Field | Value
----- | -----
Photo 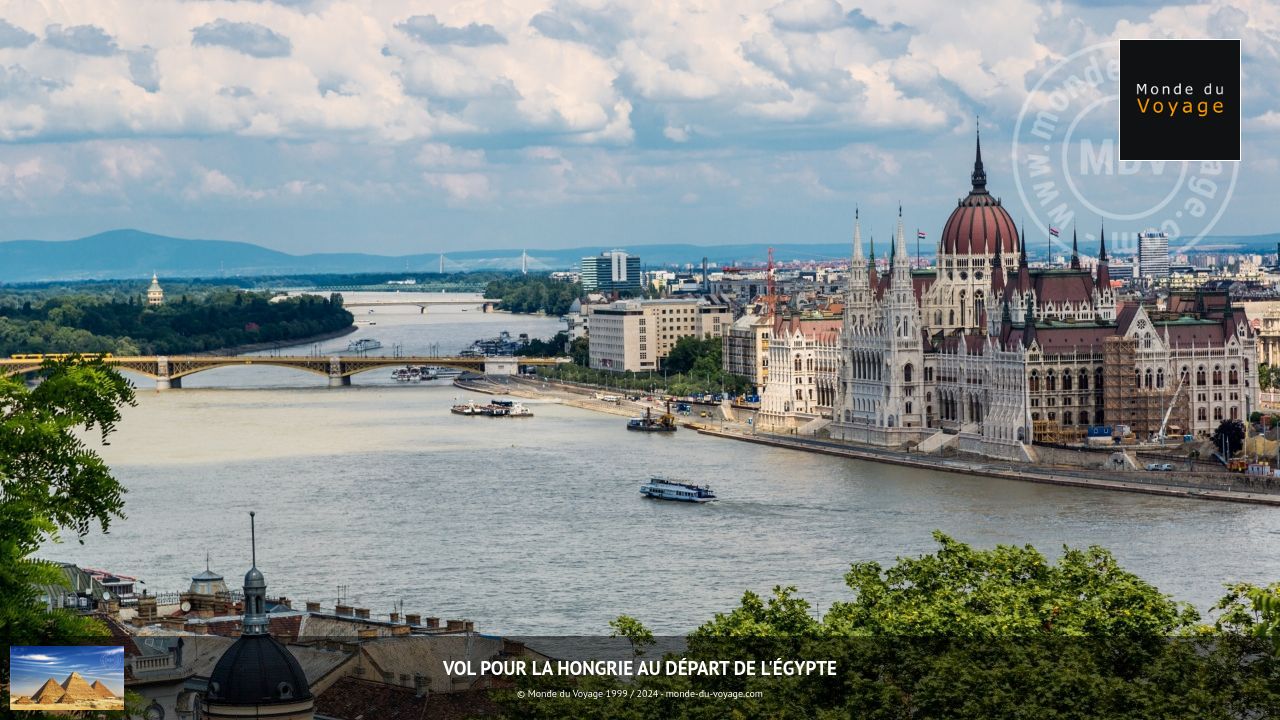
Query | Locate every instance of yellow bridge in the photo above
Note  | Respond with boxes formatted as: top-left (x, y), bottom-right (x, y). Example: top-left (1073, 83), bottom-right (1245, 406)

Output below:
top-left (0, 355), bottom-right (564, 389)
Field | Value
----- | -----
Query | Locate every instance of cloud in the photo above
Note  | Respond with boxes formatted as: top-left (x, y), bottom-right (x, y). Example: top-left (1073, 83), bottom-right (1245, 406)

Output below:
top-left (0, 19), bottom-right (36, 48)
top-left (422, 171), bottom-right (493, 204)
top-left (395, 15), bottom-right (506, 46)
top-left (129, 47), bottom-right (160, 92)
top-left (44, 24), bottom-right (117, 56)
top-left (192, 19), bottom-right (292, 58)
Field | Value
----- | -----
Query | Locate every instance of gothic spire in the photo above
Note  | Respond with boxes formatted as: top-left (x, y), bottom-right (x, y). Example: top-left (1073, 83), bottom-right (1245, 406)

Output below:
top-left (1070, 225), bottom-right (1081, 269)
top-left (991, 233), bottom-right (1005, 292)
top-left (852, 207), bottom-right (863, 262)
top-left (971, 117), bottom-right (987, 193)
top-left (1098, 220), bottom-right (1108, 261)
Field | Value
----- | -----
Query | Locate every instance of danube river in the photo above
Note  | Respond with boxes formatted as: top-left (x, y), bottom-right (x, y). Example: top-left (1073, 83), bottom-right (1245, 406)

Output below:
top-left (49, 295), bottom-right (1280, 634)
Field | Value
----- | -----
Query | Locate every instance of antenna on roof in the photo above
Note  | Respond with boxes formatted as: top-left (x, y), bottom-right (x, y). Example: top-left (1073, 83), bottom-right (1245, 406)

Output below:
top-left (249, 511), bottom-right (257, 568)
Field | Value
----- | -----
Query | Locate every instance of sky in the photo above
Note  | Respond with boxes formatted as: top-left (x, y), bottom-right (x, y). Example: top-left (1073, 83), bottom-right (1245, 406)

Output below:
top-left (8, 645), bottom-right (124, 697)
top-left (0, 0), bottom-right (1277, 256)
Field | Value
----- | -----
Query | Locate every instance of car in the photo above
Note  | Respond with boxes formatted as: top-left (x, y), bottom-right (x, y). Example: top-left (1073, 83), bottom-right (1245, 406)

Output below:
top-left (1145, 463), bottom-right (1162, 471)
top-left (1159, 463), bottom-right (1174, 471)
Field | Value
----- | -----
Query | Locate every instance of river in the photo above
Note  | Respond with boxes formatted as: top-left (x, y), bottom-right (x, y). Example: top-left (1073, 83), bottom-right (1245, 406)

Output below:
top-left (45, 293), bottom-right (1280, 634)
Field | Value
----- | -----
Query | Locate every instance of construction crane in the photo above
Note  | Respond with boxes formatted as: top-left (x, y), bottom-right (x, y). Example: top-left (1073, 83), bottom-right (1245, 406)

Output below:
top-left (1154, 372), bottom-right (1187, 443)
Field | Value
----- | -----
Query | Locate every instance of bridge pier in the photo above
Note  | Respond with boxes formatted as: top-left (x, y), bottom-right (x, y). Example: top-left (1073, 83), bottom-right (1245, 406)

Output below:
top-left (156, 376), bottom-right (182, 390)
top-left (329, 375), bottom-right (352, 387)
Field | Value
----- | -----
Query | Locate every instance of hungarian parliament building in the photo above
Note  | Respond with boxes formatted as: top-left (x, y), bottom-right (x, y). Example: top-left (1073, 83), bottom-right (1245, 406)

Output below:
top-left (757, 133), bottom-right (1258, 460)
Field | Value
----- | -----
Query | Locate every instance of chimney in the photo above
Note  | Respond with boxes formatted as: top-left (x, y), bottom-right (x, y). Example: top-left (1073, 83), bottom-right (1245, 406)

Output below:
top-left (305, 601), bottom-right (321, 613)
top-left (355, 608), bottom-right (371, 619)
top-left (425, 617), bottom-right (440, 629)
top-left (335, 604), bottom-right (353, 617)
top-left (464, 621), bottom-right (475, 632)
top-left (389, 612), bottom-right (400, 623)
top-left (446, 619), bottom-right (465, 632)
top-left (405, 613), bottom-right (421, 626)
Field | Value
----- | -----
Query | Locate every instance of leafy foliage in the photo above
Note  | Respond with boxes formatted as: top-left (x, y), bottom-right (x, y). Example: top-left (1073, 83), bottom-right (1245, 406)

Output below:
top-left (514, 332), bottom-right (570, 357)
top-left (485, 275), bottom-right (582, 316)
top-left (1212, 419), bottom-right (1246, 457)
top-left (0, 358), bottom-right (136, 649)
top-left (0, 289), bottom-right (352, 355)
top-left (499, 534), bottom-right (1279, 719)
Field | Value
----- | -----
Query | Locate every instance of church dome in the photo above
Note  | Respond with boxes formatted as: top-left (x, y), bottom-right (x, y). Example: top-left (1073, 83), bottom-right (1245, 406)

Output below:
top-left (207, 634), bottom-right (311, 705)
top-left (940, 130), bottom-right (1019, 257)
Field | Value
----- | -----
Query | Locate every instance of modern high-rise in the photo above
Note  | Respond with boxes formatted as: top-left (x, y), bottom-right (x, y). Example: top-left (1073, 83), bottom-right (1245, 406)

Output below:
top-left (581, 250), bottom-right (642, 296)
top-left (1137, 231), bottom-right (1170, 278)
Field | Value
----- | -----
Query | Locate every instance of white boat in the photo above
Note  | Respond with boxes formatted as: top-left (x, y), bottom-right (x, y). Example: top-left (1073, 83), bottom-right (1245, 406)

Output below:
top-left (640, 477), bottom-right (716, 503)
top-left (347, 338), bottom-right (383, 352)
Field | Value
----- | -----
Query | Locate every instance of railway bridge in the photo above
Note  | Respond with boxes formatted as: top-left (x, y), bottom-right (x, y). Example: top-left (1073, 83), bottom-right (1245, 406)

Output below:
top-left (0, 355), bottom-right (562, 389)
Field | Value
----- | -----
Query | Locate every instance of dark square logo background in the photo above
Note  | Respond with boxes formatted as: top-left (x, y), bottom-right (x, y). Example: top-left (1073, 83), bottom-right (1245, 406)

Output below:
top-left (1120, 39), bottom-right (1240, 161)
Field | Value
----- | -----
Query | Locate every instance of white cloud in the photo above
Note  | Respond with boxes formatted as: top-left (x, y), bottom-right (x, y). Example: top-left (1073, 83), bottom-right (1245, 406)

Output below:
top-left (422, 171), bottom-right (493, 204)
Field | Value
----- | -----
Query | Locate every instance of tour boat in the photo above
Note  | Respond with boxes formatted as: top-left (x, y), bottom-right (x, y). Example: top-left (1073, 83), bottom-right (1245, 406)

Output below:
top-left (640, 477), bottom-right (716, 503)
top-left (347, 338), bottom-right (383, 352)
top-left (486, 400), bottom-right (533, 417)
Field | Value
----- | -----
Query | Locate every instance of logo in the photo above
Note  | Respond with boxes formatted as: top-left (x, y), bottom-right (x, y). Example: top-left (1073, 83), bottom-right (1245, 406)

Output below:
top-left (1012, 41), bottom-right (1238, 258)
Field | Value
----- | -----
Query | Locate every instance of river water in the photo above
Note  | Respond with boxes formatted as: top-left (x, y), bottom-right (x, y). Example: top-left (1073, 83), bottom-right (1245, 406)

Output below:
top-left (45, 293), bottom-right (1280, 634)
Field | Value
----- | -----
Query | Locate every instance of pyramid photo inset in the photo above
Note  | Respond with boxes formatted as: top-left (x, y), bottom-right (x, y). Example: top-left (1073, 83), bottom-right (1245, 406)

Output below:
top-left (30, 678), bottom-right (65, 704)
top-left (90, 680), bottom-right (116, 699)
top-left (58, 671), bottom-right (101, 702)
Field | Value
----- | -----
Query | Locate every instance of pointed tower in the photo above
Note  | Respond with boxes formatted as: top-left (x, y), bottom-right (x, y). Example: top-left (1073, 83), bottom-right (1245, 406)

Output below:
top-left (242, 511), bottom-right (268, 636)
top-left (1070, 225), bottom-right (1081, 270)
top-left (848, 209), bottom-right (871, 316)
top-left (971, 119), bottom-right (987, 195)
top-left (986, 234), bottom-right (1006, 336)
top-left (1094, 220), bottom-right (1116, 321)
top-left (205, 512), bottom-right (315, 720)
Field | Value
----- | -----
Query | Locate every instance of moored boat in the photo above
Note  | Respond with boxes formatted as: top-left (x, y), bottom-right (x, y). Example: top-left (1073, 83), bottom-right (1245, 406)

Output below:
top-left (627, 403), bottom-right (677, 432)
top-left (640, 477), bottom-right (716, 503)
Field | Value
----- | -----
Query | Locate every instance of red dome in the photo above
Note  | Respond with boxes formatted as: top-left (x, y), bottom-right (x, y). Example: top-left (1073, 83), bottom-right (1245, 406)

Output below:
top-left (941, 194), bottom-right (1019, 256)
top-left (940, 127), bottom-right (1019, 257)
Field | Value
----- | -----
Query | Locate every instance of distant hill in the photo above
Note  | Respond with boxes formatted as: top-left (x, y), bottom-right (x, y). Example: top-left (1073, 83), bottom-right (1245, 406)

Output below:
top-left (2, 228), bottom-right (1278, 283)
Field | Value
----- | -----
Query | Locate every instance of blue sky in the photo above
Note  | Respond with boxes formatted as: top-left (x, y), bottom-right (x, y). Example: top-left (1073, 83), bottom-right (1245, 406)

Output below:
top-left (0, 0), bottom-right (1276, 255)
top-left (8, 645), bottom-right (124, 697)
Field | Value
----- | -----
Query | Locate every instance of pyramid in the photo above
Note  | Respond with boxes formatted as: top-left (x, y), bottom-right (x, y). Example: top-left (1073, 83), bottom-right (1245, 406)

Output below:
top-left (90, 680), bottom-right (116, 699)
top-left (31, 678), bottom-right (65, 704)
top-left (59, 671), bottom-right (101, 701)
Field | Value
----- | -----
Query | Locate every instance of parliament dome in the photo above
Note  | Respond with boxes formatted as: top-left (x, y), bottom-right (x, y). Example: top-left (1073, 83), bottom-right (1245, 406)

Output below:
top-left (940, 129), bottom-right (1019, 257)
top-left (207, 629), bottom-right (311, 706)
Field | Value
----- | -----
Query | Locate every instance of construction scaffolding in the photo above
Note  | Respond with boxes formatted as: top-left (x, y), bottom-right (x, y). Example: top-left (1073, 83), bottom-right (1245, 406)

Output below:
top-left (1102, 337), bottom-right (1190, 439)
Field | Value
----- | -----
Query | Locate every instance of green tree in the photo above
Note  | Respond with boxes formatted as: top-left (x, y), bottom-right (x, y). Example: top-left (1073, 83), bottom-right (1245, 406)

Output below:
top-left (609, 615), bottom-right (656, 657)
top-left (1212, 418), bottom-right (1246, 457)
top-left (1, 358), bottom-right (136, 648)
top-left (498, 534), bottom-right (1280, 720)
top-left (569, 336), bottom-right (589, 367)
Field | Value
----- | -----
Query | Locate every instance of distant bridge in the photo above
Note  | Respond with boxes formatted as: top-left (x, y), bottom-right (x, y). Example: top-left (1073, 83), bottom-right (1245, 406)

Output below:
top-left (340, 297), bottom-right (499, 313)
top-left (0, 355), bottom-right (562, 389)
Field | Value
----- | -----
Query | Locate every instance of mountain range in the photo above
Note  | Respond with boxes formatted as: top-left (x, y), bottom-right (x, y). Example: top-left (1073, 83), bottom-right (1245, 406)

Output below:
top-left (2, 228), bottom-right (1279, 283)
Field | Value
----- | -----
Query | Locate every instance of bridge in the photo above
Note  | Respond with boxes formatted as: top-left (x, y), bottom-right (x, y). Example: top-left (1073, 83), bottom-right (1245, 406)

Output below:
top-left (0, 355), bottom-right (563, 389)
top-left (340, 297), bottom-right (499, 313)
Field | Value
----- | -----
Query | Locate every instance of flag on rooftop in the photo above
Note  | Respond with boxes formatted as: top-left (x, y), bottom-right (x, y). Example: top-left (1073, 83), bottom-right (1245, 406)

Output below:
top-left (1049, 227), bottom-right (1061, 237)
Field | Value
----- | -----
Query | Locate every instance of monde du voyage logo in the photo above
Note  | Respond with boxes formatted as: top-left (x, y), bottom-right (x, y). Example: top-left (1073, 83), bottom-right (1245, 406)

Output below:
top-left (1013, 39), bottom-right (1240, 257)
top-left (1120, 38), bottom-right (1241, 162)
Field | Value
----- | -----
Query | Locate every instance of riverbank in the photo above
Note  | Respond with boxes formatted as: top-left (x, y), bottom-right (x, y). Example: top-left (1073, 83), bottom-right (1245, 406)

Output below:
top-left (490, 375), bottom-right (1280, 507)
top-left (198, 323), bottom-right (357, 356)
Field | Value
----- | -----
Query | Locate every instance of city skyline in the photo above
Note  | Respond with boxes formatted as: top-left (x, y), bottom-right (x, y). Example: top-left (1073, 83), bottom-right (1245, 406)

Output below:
top-left (0, 1), bottom-right (1275, 254)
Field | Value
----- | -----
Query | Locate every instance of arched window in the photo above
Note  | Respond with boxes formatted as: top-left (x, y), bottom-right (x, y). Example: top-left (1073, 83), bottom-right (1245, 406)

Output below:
top-left (935, 311), bottom-right (942, 325)
top-left (1046, 371), bottom-right (1056, 392)
top-left (1198, 407), bottom-right (1207, 421)
top-left (1030, 372), bottom-right (1040, 393)
top-left (1213, 366), bottom-right (1223, 385)
top-left (1229, 366), bottom-right (1238, 384)
top-left (1157, 368), bottom-right (1165, 389)
top-left (794, 357), bottom-right (802, 371)
top-left (1063, 373), bottom-right (1072, 391)
top-left (1197, 366), bottom-right (1206, 385)
top-left (904, 364), bottom-right (914, 383)
top-left (1214, 406), bottom-right (1223, 421)
top-left (1145, 368), bottom-right (1153, 389)
top-left (1079, 370), bottom-right (1089, 390)
top-left (949, 310), bottom-right (955, 325)
top-left (1064, 411), bottom-right (1073, 426)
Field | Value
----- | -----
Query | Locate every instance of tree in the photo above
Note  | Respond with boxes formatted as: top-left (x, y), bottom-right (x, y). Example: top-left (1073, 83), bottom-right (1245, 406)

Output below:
top-left (1, 358), bottom-right (136, 648)
top-left (609, 615), bottom-right (655, 657)
top-left (498, 534), bottom-right (1280, 720)
top-left (1212, 418), bottom-right (1246, 457)
top-left (569, 336), bottom-right (590, 367)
